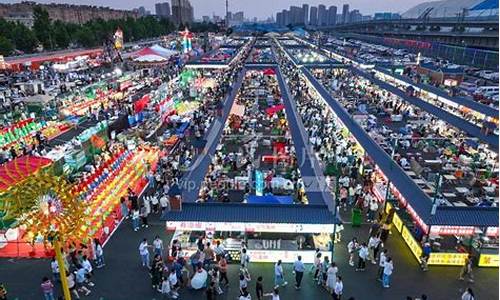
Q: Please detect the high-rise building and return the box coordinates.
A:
[137,6,148,17]
[155,2,171,18]
[276,12,283,26]
[309,6,318,26]
[290,6,302,25]
[341,4,349,23]
[328,6,337,26]
[282,9,290,26]
[349,9,362,23]
[171,0,193,24]
[318,4,327,26]
[202,15,210,22]
[302,4,309,25]
[233,11,244,22]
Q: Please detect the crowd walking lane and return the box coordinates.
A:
[180,68,246,202]
[276,65,335,210]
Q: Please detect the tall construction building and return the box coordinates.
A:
[302,4,309,25]
[171,0,194,25]
[318,4,327,26]
[155,2,171,19]
[309,6,318,26]
[341,4,349,23]
[328,6,337,26]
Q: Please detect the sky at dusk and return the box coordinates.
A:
[3,0,428,19]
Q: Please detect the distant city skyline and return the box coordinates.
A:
[4,0,428,20]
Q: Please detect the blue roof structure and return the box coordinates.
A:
[352,67,499,151]
[302,67,499,227]
[471,0,499,10]
[431,206,499,227]
[375,66,499,119]
[161,203,336,224]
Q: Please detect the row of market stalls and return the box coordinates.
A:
[275,37,498,268]
[161,41,339,264]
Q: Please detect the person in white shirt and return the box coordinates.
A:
[274,260,287,287]
[378,249,387,281]
[461,288,475,300]
[382,257,394,288]
[333,275,343,300]
[264,287,280,300]
[214,240,225,261]
[94,239,105,268]
[356,242,369,271]
[153,236,163,257]
[168,269,179,298]
[367,198,379,222]
[81,255,93,275]
[368,235,382,264]
[50,258,60,282]
[347,237,359,266]
[139,239,151,268]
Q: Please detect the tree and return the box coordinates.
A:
[74,27,95,47]
[33,6,53,50]
[12,24,38,53]
[0,35,13,56]
[52,20,70,48]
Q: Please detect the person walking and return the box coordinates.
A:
[264,287,280,300]
[151,254,164,291]
[333,275,343,300]
[356,243,369,271]
[382,257,393,288]
[461,288,475,300]
[50,258,60,282]
[131,208,140,231]
[326,262,338,293]
[256,276,264,300]
[139,238,151,268]
[94,239,105,268]
[368,235,382,264]
[347,238,359,266]
[208,267,223,295]
[377,249,387,281]
[293,256,305,290]
[218,255,229,287]
[40,277,55,300]
[320,256,330,287]
[459,255,474,283]
[139,205,149,228]
[313,251,322,284]
[274,260,287,287]
[153,236,164,257]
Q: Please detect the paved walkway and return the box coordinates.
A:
[1,212,496,300]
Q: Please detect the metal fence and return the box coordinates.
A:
[344,33,499,69]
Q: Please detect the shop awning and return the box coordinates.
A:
[161,203,335,224]
[0,156,52,191]
[429,206,499,227]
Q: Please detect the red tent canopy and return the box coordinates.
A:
[131,47,159,57]
[266,104,285,115]
[134,95,150,113]
[263,68,276,75]
[0,156,52,191]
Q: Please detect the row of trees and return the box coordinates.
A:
[0,6,221,56]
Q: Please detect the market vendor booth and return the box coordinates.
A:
[162,203,337,263]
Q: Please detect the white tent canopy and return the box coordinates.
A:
[133,54,167,63]
[150,44,179,58]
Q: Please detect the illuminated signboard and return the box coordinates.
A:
[392,212,403,233]
[429,226,475,236]
[478,254,499,267]
[401,225,422,261]
[166,221,335,233]
[486,227,499,237]
[428,253,468,266]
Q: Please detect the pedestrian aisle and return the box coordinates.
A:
[181,68,246,202]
